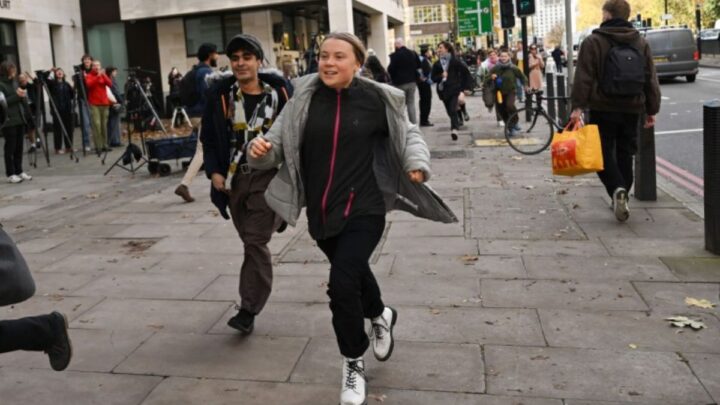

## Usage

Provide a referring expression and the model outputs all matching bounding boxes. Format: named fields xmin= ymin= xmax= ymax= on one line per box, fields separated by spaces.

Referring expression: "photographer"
xmin=17 ymin=73 xmax=38 ymax=151
xmin=46 ymin=68 xmax=75 ymax=154
xmin=0 ymin=62 xmax=32 ymax=183
xmin=73 ymin=55 xmax=94 ymax=152
xmin=106 ymin=66 xmax=123 ymax=147
xmin=84 ymin=60 xmax=113 ymax=154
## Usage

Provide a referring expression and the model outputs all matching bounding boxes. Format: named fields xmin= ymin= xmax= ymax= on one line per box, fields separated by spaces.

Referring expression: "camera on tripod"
xmin=34 ymin=70 xmax=52 ymax=82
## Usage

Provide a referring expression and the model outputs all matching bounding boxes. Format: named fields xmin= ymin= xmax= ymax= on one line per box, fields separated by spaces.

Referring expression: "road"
xmin=654 ymin=66 xmax=720 ymax=196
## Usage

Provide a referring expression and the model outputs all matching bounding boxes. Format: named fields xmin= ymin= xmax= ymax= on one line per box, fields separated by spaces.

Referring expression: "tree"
xmin=705 ymin=0 xmax=720 ymax=28
xmin=545 ymin=22 xmax=565 ymax=47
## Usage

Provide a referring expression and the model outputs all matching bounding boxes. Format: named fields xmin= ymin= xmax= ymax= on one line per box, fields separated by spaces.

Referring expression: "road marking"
xmin=661 ymin=96 xmax=670 ymax=100
xmin=698 ymin=77 xmax=720 ymax=84
xmin=657 ymin=166 xmax=704 ymax=196
xmin=657 ymin=157 xmax=704 ymax=187
xmin=655 ymin=128 xmax=702 ymax=135
xmin=656 ymin=157 xmax=704 ymax=197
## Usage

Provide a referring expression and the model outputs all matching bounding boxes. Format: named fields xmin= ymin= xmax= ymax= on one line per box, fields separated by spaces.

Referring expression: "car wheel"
xmin=686 ymin=74 xmax=696 ymax=83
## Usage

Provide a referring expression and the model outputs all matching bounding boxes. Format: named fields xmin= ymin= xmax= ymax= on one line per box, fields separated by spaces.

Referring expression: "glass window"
xmin=0 ymin=20 xmax=19 ymax=68
xmin=185 ymin=13 xmax=243 ymax=57
xmin=224 ymin=14 xmax=243 ymax=41
xmin=87 ymin=22 xmax=129 ymax=86
xmin=412 ymin=5 xmax=445 ymax=25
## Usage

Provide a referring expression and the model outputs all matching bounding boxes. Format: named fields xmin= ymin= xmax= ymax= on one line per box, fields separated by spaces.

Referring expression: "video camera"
xmin=34 ymin=70 xmax=52 ymax=82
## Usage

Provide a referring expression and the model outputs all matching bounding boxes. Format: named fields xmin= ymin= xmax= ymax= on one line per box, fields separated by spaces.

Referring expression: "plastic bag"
xmin=551 ymin=121 xmax=604 ymax=176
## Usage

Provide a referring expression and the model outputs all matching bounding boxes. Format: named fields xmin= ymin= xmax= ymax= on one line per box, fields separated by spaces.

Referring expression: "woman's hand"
xmin=16 ymin=88 xmax=26 ymax=98
xmin=249 ymin=137 xmax=273 ymax=159
xmin=211 ymin=173 xmax=228 ymax=194
xmin=407 ymin=170 xmax=425 ymax=183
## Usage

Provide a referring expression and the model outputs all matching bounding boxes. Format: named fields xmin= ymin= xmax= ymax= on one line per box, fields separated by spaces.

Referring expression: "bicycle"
xmin=504 ymin=89 xmax=569 ymax=155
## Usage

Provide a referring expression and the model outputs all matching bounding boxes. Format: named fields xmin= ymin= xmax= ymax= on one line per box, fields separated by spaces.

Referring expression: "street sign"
xmin=457 ymin=0 xmax=493 ymax=37
xmin=661 ymin=14 xmax=673 ymax=21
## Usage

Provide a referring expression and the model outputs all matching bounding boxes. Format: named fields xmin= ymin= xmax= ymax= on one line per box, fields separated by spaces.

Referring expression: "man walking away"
xmin=388 ymin=38 xmax=421 ymax=124
xmin=570 ymin=0 xmax=661 ymax=222
xmin=174 ymin=43 xmax=219 ymax=203
xmin=201 ymin=34 xmax=292 ymax=335
xmin=417 ymin=45 xmax=434 ymax=127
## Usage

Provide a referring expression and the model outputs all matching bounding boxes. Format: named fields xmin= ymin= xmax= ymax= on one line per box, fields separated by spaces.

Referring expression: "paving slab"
xmin=683 ymin=353 xmax=720 ymax=404
xmin=484 ymin=345 xmax=713 ymax=403
xmin=632 ymin=282 xmax=720 ymax=314
xmin=196 ymin=275 xmax=329 ymax=303
xmin=72 ymin=272 xmax=219 ymax=300
xmin=31 ymin=272 xmax=102 ymax=295
xmin=481 ymin=279 xmax=647 ymax=310
xmin=147 ymin=253 xmax=241 ymax=274
xmin=660 ymin=257 xmax=720 ymax=282
xmin=378 ymin=275 xmax=481 ymax=307
xmin=72 ymin=298 xmax=231 ymax=333
xmin=278 ymin=235 xmax=331 ymax=263
xmin=110 ymin=212 xmax=207 ymax=225
xmin=602 ymin=237 xmax=714 ymax=257
xmin=209 ymin=302 xmax=334 ymax=337
xmin=37 ymin=253 xmax=163 ymax=274
xmin=112 ymin=223 xmax=216 ymax=239
xmin=1 ymin=295 xmax=104 ymax=322
xmin=390 ymin=254 xmax=527 ymax=278
xmin=0 ymin=368 xmax=162 ymax=405
xmin=381 ymin=236 xmax=479 ymax=256
xmin=576 ymin=220 xmax=640 ymax=239
xmin=523 ymin=256 xmax=678 ymax=281
xmin=15 ymin=237 xmax=68 ymax=253
xmin=115 ymin=332 xmax=308 ymax=381
xmin=0 ymin=328 xmax=153 ymax=372
xmin=290 ymin=337 xmax=484 ymax=393
xmin=478 ymin=239 xmax=609 ymax=256
xmin=387 ymin=219 xmax=465 ymax=237
xmin=539 ymin=309 xmax=720 ymax=353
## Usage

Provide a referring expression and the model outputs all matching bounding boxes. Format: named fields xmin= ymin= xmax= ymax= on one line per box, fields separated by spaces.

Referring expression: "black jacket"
xmin=48 ymin=79 xmax=74 ymax=112
xmin=388 ymin=47 xmax=421 ymax=86
xmin=431 ymin=56 xmax=472 ymax=98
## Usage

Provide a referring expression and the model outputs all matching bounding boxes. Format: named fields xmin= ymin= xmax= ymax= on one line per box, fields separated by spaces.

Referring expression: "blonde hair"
xmin=321 ymin=32 xmax=367 ymax=65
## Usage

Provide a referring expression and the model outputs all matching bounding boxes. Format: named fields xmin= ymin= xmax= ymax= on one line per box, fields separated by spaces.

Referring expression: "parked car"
xmin=640 ymin=27 xmax=699 ymax=82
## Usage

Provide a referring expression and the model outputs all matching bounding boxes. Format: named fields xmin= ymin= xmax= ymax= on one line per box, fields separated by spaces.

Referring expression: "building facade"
xmin=533 ymin=0 xmax=578 ymax=45
xmin=406 ymin=0 xmax=455 ymax=48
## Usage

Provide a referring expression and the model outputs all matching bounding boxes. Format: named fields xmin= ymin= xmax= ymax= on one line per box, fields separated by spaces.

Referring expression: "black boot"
xmin=227 ymin=308 xmax=255 ymax=335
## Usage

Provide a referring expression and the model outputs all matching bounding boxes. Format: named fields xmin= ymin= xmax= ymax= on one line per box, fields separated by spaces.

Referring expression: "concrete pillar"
xmin=16 ymin=21 xmax=54 ymax=73
xmin=368 ymin=13 xmax=390 ymax=66
xmin=242 ymin=10 xmax=278 ymax=68
xmin=328 ymin=0 xmax=354 ymax=33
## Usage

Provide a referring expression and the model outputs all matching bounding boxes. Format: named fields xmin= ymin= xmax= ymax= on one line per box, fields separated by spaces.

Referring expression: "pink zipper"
xmin=321 ymin=90 xmax=342 ymax=224
xmin=343 ymin=189 xmax=356 ymax=219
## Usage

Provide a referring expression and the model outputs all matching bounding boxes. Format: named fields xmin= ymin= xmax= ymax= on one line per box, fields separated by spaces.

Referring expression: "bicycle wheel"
xmin=504 ymin=108 xmax=555 ymax=155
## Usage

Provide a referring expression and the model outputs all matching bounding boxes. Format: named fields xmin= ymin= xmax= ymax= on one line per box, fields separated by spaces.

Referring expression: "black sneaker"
xmin=276 ymin=221 xmax=288 ymax=233
xmin=45 ymin=312 xmax=73 ymax=371
xmin=420 ymin=122 xmax=434 ymax=127
xmin=227 ymin=308 xmax=255 ymax=335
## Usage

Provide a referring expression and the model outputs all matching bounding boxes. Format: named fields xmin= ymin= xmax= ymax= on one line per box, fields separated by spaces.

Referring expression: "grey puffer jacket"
xmin=247 ymin=73 xmax=457 ymax=227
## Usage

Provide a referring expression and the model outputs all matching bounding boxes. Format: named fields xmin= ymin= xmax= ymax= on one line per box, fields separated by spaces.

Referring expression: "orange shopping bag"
xmin=551 ymin=121 xmax=604 ymax=176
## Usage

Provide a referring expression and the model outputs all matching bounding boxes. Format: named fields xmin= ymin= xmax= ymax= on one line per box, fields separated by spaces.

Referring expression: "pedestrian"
xmin=551 ymin=45 xmax=565 ymax=73
xmin=17 ymin=73 xmax=38 ymax=154
xmin=527 ymin=44 xmax=545 ymax=93
xmin=105 ymin=66 xmax=123 ymax=148
xmin=73 ymin=54 xmax=94 ymax=152
xmin=84 ymin=60 xmax=113 ymax=155
xmin=513 ymin=41 xmax=525 ymax=103
xmin=387 ymin=38 xmax=421 ymax=124
xmin=569 ymin=0 xmax=660 ymax=222
xmin=0 ymin=225 xmax=72 ymax=371
xmin=362 ymin=55 xmax=391 ymax=84
xmin=201 ymin=34 xmax=292 ymax=335
xmin=431 ymin=41 xmax=472 ymax=141
xmin=0 ymin=62 xmax=32 ymax=183
xmin=247 ymin=32 xmax=457 ymax=405
xmin=47 ymin=68 xmax=75 ymax=154
xmin=486 ymin=49 xmax=528 ymax=137
xmin=167 ymin=67 xmax=183 ymax=115
xmin=417 ymin=44 xmax=434 ymax=127
xmin=174 ymin=43 xmax=219 ymax=203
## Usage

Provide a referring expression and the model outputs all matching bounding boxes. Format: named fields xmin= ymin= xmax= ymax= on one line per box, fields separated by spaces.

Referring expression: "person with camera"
xmin=201 ymin=34 xmax=292 ymax=336
xmin=105 ymin=67 xmax=123 ymax=148
xmin=0 ymin=62 xmax=32 ymax=183
xmin=73 ymin=55 xmax=94 ymax=152
xmin=17 ymin=73 xmax=39 ymax=155
xmin=46 ymin=68 xmax=75 ymax=154
xmin=84 ymin=60 xmax=113 ymax=155
xmin=174 ymin=43 xmax=219 ymax=203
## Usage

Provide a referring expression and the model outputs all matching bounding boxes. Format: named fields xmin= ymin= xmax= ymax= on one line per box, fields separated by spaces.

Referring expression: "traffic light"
xmin=516 ymin=0 xmax=535 ymax=17
xmin=500 ymin=0 xmax=515 ymax=29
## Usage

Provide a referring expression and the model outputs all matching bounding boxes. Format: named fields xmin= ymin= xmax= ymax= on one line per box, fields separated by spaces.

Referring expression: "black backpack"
xmin=179 ymin=65 xmax=200 ymax=107
xmin=599 ymin=34 xmax=646 ymax=96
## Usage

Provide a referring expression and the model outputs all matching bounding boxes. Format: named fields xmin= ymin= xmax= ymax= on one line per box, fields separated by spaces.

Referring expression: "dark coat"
xmin=0 ymin=77 xmax=25 ymax=128
xmin=388 ymin=47 xmax=421 ymax=86
xmin=48 ymin=79 xmax=74 ymax=112
xmin=430 ymin=56 xmax=472 ymax=99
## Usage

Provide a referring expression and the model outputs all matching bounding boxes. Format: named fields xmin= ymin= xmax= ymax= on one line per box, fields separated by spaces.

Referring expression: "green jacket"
xmin=0 ymin=77 xmax=25 ymax=128
xmin=485 ymin=63 xmax=527 ymax=94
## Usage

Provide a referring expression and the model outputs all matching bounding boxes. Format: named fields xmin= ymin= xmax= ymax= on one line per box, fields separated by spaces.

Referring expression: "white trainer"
xmin=371 ymin=307 xmax=397 ymax=362
xmin=19 ymin=172 xmax=32 ymax=181
xmin=8 ymin=175 xmax=22 ymax=184
xmin=613 ymin=187 xmax=629 ymax=222
xmin=340 ymin=357 xmax=367 ymax=405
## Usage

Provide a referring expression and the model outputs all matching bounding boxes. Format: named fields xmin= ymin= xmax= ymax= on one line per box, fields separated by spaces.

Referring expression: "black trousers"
xmin=496 ymin=92 xmax=518 ymax=128
xmin=589 ymin=110 xmax=640 ymax=197
xmin=417 ymin=82 xmax=432 ymax=124
xmin=0 ymin=314 xmax=55 ymax=353
xmin=2 ymin=124 xmax=25 ymax=177
xmin=52 ymin=108 xmax=74 ymax=150
xmin=316 ymin=216 xmax=386 ymax=358
xmin=441 ymin=93 xmax=461 ymax=131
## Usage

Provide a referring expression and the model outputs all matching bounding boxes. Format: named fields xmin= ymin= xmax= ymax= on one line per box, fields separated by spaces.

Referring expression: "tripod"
xmin=72 ymin=65 xmax=91 ymax=156
xmin=171 ymin=106 xmax=192 ymax=129
xmin=34 ymin=71 xmax=79 ymax=164
xmin=25 ymin=80 xmax=49 ymax=168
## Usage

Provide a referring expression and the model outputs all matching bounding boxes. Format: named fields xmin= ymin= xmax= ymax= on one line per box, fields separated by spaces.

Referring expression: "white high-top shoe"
xmin=371 ymin=307 xmax=397 ymax=362
xmin=340 ymin=357 xmax=367 ymax=405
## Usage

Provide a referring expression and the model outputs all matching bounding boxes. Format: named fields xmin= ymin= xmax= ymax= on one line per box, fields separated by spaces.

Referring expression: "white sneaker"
xmin=341 ymin=357 xmax=367 ymax=405
xmin=7 ymin=175 xmax=23 ymax=183
xmin=19 ymin=172 xmax=32 ymax=181
xmin=497 ymin=120 xmax=505 ymax=127
xmin=613 ymin=187 xmax=629 ymax=222
xmin=371 ymin=307 xmax=397 ymax=362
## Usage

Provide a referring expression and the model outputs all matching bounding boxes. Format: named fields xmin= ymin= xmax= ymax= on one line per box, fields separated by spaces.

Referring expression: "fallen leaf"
xmin=146 ymin=324 xmax=165 ymax=330
xmin=524 ymin=185 xmax=535 ymax=190
xmin=511 ymin=156 xmax=523 ymax=160
xmin=85 ymin=193 xmax=100 ymax=199
xmin=367 ymin=394 xmax=387 ymax=402
xmin=538 ymin=210 xmax=547 ymax=214
xmin=461 ymin=255 xmax=479 ymax=264
xmin=665 ymin=316 xmax=706 ymax=330
xmin=685 ymin=297 xmax=717 ymax=309
xmin=628 ymin=343 xmax=638 ymax=349
xmin=430 ymin=309 xmax=441 ymax=315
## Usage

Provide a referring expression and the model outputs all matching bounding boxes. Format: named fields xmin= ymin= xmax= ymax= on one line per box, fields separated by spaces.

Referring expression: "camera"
xmin=34 ymin=70 xmax=52 ymax=81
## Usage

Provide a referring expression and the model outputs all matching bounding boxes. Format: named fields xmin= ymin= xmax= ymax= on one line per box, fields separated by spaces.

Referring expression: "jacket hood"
xmin=593 ymin=19 xmax=640 ymax=44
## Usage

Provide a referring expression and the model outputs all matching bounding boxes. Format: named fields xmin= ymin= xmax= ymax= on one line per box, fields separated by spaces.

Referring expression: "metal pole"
xmin=696 ymin=5 xmax=702 ymax=59
xmin=703 ymin=100 xmax=720 ymax=254
xmin=522 ymin=17 xmax=531 ymax=121
xmin=546 ymin=72 xmax=556 ymax=122
xmin=503 ymin=29 xmax=509 ymax=48
xmin=556 ymin=74 xmax=567 ymax=123
xmin=634 ymin=114 xmax=657 ymax=201
xmin=564 ymin=0 xmax=574 ymax=86
xmin=665 ymin=0 xmax=669 ymax=25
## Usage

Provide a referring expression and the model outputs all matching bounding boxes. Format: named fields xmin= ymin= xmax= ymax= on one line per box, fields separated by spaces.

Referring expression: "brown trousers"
xmin=229 ymin=168 xmax=279 ymax=314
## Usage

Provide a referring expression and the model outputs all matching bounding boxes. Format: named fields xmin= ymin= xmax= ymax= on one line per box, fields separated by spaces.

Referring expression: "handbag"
xmin=551 ymin=120 xmax=604 ymax=176
xmin=0 ymin=227 xmax=36 ymax=307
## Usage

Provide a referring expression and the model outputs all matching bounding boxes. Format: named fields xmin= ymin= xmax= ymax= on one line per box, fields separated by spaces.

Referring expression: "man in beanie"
xmin=201 ymin=34 xmax=292 ymax=334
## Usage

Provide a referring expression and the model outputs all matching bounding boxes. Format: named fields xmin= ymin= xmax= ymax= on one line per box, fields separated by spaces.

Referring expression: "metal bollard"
xmin=704 ymin=100 xmax=720 ymax=254
xmin=556 ymin=74 xmax=568 ymax=123
xmin=546 ymin=72 xmax=556 ymax=123
xmin=634 ymin=114 xmax=657 ymax=201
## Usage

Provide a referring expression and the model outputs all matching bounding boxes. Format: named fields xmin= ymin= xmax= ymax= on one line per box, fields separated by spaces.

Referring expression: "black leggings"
xmin=316 ymin=216 xmax=386 ymax=358
xmin=2 ymin=124 xmax=25 ymax=177
xmin=0 ymin=314 xmax=55 ymax=353
xmin=52 ymin=108 xmax=74 ymax=150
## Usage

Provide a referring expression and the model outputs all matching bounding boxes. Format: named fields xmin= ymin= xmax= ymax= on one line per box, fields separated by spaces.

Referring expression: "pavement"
xmin=0 ymin=88 xmax=719 ymax=405
xmin=700 ymin=54 xmax=720 ymax=69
